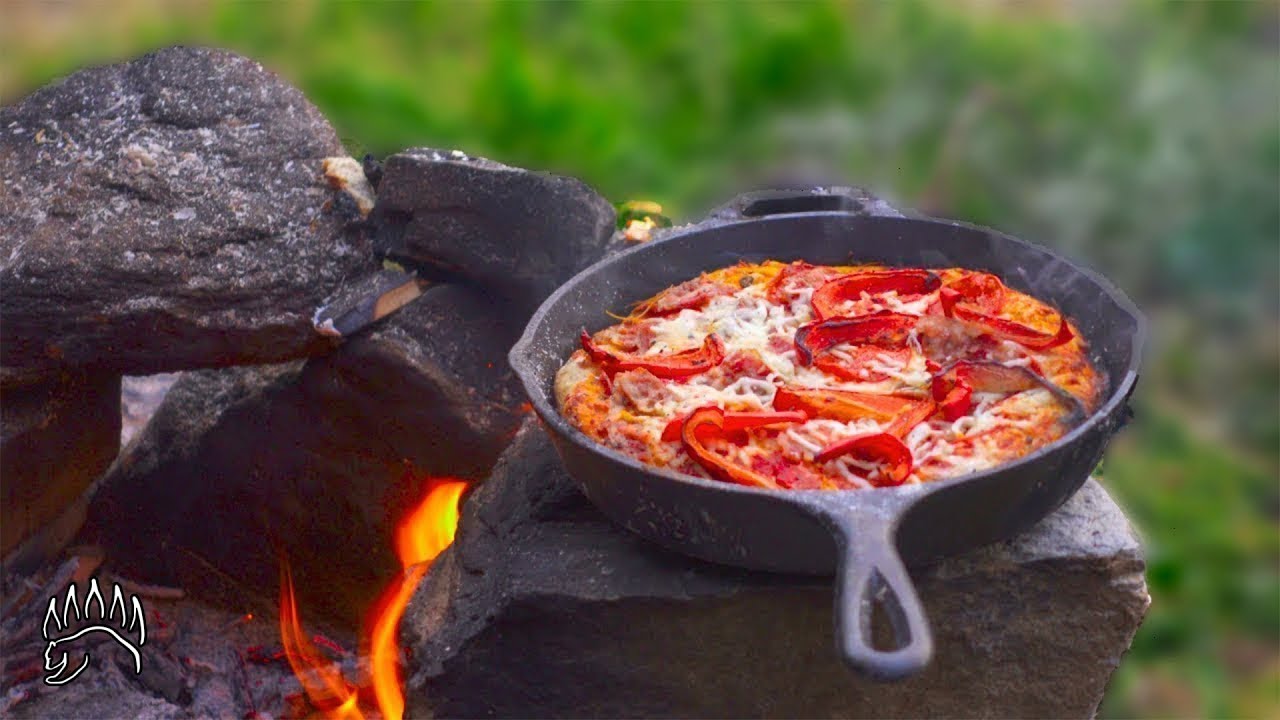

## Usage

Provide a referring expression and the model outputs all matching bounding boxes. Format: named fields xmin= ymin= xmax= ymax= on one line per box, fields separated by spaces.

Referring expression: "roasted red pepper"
xmin=776 ymin=387 xmax=934 ymax=438
xmin=930 ymin=360 xmax=1080 ymax=420
xmin=811 ymin=269 xmax=941 ymax=320
xmin=793 ymin=312 xmax=916 ymax=366
xmin=939 ymin=278 xmax=1073 ymax=351
xmin=680 ymin=406 xmax=783 ymax=489
xmin=581 ymin=330 xmax=726 ymax=379
xmin=933 ymin=378 xmax=973 ymax=421
xmin=884 ymin=398 xmax=937 ymax=438
xmin=765 ymin=262 xmax=842 ymax=305
xmin=774 ymin=387 xmax=913 ymax=422
xmin=813 ymin=432 xmax=913 ymax=486
xmin=813 ymin=347 xmax=914 ymax=384
xmin=661 ymin=409 xmax=807 ymax=442
xmin=944 ymin=272 xmax=1006 ymax=313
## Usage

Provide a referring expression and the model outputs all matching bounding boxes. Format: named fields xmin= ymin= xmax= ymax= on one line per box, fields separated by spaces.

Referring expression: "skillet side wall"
xmin=515 ymin=214 xmax=1141 ymax=572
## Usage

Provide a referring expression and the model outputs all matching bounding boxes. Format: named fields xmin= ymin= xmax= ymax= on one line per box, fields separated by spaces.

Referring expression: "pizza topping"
xmin=680 ymin=406 xmax=784 ymax=489
xmin=613 ymin=369 xmax=673 ymax=414
xmin=814 ymin=432 xmax=913 ymax=486
xmin=774 ymin=387 xmax=918 ymax=423
xmin=931 ymin=360 xmax=1084 ymax=422
xmin=940 ymin=287 xmax=1073 ymax=350
xmin=561 ymin=261 xmax=1099 ymax=490
xmin=811 ymin=269 xmax=941 ymax=320
xmin=703 ymin=349 xmax=774 ymax=388
xmin=883 ymin=398 xmax=937 ymax=438
xmin=793 ymin=312 xmax=915 ymax=366
xmin=581 ymin=329 xmax=726 ymax=379
xmin=766 ymin=262 xmax=843 ymax=305
xmin=943 ymin=271 xmax=1006 ymax=313
xmin=661 ymin=408 xmax=807 ymax=442
xmin=637 ymin=275 xmax=734 ymax=317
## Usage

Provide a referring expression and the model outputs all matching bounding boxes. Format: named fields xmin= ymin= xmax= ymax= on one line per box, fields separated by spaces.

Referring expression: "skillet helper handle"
xmin=831 ymin=514 xmax=933 ymax=680
xmin=706 ymin=186 xmax=905 ymax=224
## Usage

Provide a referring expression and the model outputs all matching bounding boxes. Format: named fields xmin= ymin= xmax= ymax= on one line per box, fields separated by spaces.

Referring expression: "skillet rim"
xmin=509 ymin=211 xmax=1146 ymax=505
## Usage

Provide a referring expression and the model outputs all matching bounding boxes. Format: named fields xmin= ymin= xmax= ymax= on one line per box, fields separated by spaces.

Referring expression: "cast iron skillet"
xmin=508 ymin=188 xmax=1144 ymax=680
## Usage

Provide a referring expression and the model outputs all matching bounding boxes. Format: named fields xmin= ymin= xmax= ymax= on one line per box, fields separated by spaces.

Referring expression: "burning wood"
xmin=277 ymin=478 xmax=466 ymax=720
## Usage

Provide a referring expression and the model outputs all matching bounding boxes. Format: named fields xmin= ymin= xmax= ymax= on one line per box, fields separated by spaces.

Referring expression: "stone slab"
xmin=404 ymin=419 xmax=1149 ymax=718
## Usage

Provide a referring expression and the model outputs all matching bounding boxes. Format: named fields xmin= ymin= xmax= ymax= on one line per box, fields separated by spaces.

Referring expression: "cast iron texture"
xmin=509 ymin=187 xmax=1144 ymax=681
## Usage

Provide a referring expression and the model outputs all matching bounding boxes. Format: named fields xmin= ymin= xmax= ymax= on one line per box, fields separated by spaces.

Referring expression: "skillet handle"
xmin=706 ymin=186 xmax=905 ymax=224
xmin=829 ymin=513 xmax=933 ymax=680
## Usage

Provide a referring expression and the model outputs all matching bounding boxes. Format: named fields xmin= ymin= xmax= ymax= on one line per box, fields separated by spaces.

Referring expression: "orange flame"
xmin=278 ymin=477 xmax=467 ymax=720
xmin=369 ymin=479 xmax=467 ymax=720
xmin=279 ymin=563 xmax=364 ymax=719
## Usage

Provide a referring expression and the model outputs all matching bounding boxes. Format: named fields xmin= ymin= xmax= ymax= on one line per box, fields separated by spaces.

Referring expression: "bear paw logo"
xmin=42 ymin=578 xmax=147 ymax=686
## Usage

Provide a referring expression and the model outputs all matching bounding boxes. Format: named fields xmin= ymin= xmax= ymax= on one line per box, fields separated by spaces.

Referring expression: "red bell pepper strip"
xmin=765 ymin=262 xmax=843 ymax=304
xmin=581 ymin=330 xmax=726 ymax=379
xmin=931 ymin=360 xmax=1084 ymax=421
xmin=661 ymin=409 xmax=807 ymax=443
xmin=813 ymin=432 xmax=913 ymax=486
xmin=939 ymin=280 xmax=1073 ymax=351
xmin=884 ymin=399 xmax=937 ymax=438
xmin=812 ymin=347 xmax=914 ymax=384
xmin=933 ymin=379 xmax=973 ymax=421
xmin=774 ymin=387 xmax=914 ymax=423
xmin=680 ymin=406 xmax=782 ymax=489
xmin=793 ymin=312 xmax=916 ymax=366
xmin=952 ymin=304 xmax=1074 ymax=350
xmin=811 ymin=269 xmax=941 ymax=320
xmin=944 ymin=272 xmax=1006 ymax=314
xmin=776 ymin=387 xmax=934 ymax=438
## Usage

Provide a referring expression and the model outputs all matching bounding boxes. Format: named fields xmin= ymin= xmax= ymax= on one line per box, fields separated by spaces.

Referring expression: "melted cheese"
xmin=559 ymin=262 xmax=1098 ymax=489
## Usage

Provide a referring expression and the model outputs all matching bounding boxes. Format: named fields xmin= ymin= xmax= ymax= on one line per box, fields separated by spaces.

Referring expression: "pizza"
xmin=555 ymin=261 xmax=1102 ymax=490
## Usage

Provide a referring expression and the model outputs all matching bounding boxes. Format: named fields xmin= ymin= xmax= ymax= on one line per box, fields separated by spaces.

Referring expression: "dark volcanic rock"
xmin=0 ymin=46 xmax=367 ymax=381
xmin=374 ymin=148 xmax=616 ymax=306
xmin=1 ymin=371 xmax=120 ymax=561
xmin=81 ymin=283 xmax=525 ymax=626
xmin=404 ymin=420 xmax=1149 ymax=719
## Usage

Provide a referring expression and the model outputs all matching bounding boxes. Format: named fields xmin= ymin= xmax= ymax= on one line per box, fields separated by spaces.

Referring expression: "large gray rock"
xmin=374 ymin=148 xmax=616 ymax=306
xmin=405 ymin=420 xmax=1149 ymax=719
xmin=80 ymin=283 xmax=525 ymax=626
xmin=1 ymin=371 xmax=120 ymax=562
xmin=0 ymin=46 xmax=367 ymax=382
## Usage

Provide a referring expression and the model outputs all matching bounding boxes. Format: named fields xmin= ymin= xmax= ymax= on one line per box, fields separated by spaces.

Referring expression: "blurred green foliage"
xmin=4 ymin=2 xmax=1277 ymax=716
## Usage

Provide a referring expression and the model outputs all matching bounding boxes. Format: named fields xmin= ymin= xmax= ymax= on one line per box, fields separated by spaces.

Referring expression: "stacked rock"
xmin=1 ymin=47 xmax=618 ymax=624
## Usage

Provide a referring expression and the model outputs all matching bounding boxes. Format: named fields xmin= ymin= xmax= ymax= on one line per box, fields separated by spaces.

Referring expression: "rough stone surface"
xmin=1 ymin=371 xmax=120 ymax=560
xmin=0 ymin=46 xmax=368 ymax=381
xmin=80 ymin=283 xmax=526 ymax=626
xmin=374 ymin=147 xmax=616 ymax=306
xmin=121 ymin=373 xmax=182 ymax=447
xmin=405 ymin=420 xmax=1150 ymax=719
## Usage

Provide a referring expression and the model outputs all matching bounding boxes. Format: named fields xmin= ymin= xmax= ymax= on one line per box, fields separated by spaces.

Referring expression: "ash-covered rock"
xmin=0 ymin=46 xmax=368 ymax=382
xmin=1 ymin=371 xmax=120 ymax=562
xmin=404 ymin=419 xmax=1149 ymax=719
xmin=374 ymin=147 xmax=616 ymax=306
xmin=81 ymin=283 xmax=525 ymax=626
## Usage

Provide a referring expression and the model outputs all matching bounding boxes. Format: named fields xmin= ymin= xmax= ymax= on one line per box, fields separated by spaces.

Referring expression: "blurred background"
xmin=3 ymin=1 xmax=1276 ymax=716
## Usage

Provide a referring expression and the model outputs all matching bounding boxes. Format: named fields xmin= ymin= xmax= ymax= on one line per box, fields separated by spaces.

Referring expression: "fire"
xmin=279 ymin=563 xmax=364 ymax=719
xmin=279 ymin=478 xmax=467 ymax=720
xmin=369 ymin=479 xmax=467 ymax=720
